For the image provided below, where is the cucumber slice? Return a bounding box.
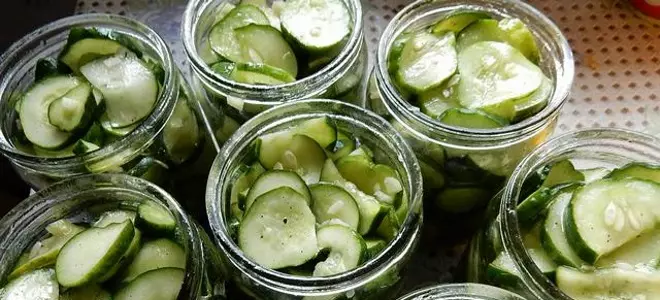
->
[457,18,540,63]
[320,157,344,182]
[418,75,460,119]
[72,140,100,155]
[556,266,660,300]
[208,4,270,62]
[60,284,112,300]
[439,108,508,129]
[256,133,326,184]
[435,186,490,213]
[566,178,660,263]
[235,24,298,77]
[19,76,82,149]
[541,188,585,268]
[9,220,85,280]
[35,57,71,81]
[387,32,412,74]
[512,75,551,122]
[230,63,295,84]
[56,221,135,287]
[239,187,318,269]
[310,183,360,230]
[517,184,579,227]
[244,170,311,211]
[80,52,158,128]
[596,229,660,268]
[126,156,169,185]
[136,202,176,236]
[162,98,200,164]
[114,267,185,300]
[431,12,491,34]
[607,163,660,184]
[59,38,125,73]
[346,146,374,161]
[230,163,266,219]
[418,158,445,190]
[279,0,351,53]
[581,167,611,183]
[376,207,400,242]
[457,41,543,121]
[313,225,366,276]
[0,269,58,300]
[336,156,403,201]
[326,132,355,161]
[98,228,142,282]
[488,249,555,284]
[47,81,96,133]
[542,159,585,187]
[99,114,138,137]
[296,117,337,149]
[364,239,387,259]
[255,130,293,168]
[120,238,186,283]
[93,210,136,228]
[395,32,457,93]
[340,181,390,235]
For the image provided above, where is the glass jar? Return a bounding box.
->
[182,0,369,123]
[467,128,660,299]
[0,173,226,299]
[397,283,525,300]
[368,0,574,221]
[0,14,215,202]
[206,99,423,299]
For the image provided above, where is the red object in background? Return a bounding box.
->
[630,0,660,19]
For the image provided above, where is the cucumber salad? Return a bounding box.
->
[228,117,407,275]
[11,27,201,172]
[388,12,550,129]
[0,204,185,300]
[204,0,352,85]
[488,160,660,299]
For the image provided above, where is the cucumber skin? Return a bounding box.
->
[517,183,580,227]
[564,186,600,264]
[540,225,579,268]
[135,204,176,237]
[607,163,660,184]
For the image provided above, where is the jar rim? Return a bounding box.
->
[499,128,660,299]
[396,283,526,300]
[0,173,205,298]
[205,99,423,294]
[375,0,574,144]
[0,13,178,173]
[181,0,364,101]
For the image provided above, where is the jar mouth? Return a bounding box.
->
[206,99,423,293]
[0,173,204,299]
[499,128,660,299]
[376,0,574,142]
[182,0,363,102]
[396,283,525,300]
[0,14,177,172]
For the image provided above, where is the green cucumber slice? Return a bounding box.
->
[239,187,318,269]
[59,38,125,73]
[162,98,200,164]
[541,188,585,268]
[457,18,540,63]
[512,75,551,122]
[517,184,579,227]
[596,229,660,268]
[8,220,85,280]
[581,167,611,183]
[327,132,355,161]
[126,156,169,185]
[607,163,660,184]
[60,284,112,300]
[417,75,460,119]
[376,207,400,241]
[19,76,82,149]
[313,225,366,276]
[542,159,585,187]
[556,266,660,300]
[0,269,58,300]
[439,108,508,129]
[93,210,136,228]
[296,117,337,149]
[136,202,177,236]
[47,81,96,133]
[114,267,185,300]
[336,156,403,202]
[364,239,387,259]
[320,157,344,182]
[235,24,298,77]
[244,170,311,210]
[457,41,543,121]
[56,221,135,287]
[387,32,412,74]
[80,52,158,128]
[431,12,491,34]
[98,228,142,282]
[35,57,71,81]
[230,163,266,219]
[99,114,138,137]
[119,238,186,283]
[435,186,490,213]
[208,4,270,62]
[280,0,351,53]
[395,32,458,93]
[418,158,445,190]
[230,63,295,84]
[257,133,327,184]
[488,249,555,284]
[310,183,360,230]
[72,140,100,155]
[566,178,660,263]
[340,181,390,235]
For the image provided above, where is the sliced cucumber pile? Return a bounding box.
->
[205,0,352,85]
[487,159,660,298]
[0,207,186,299]
[388,12,549,129]
[12,27,202,168]
[231,117,406,276]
